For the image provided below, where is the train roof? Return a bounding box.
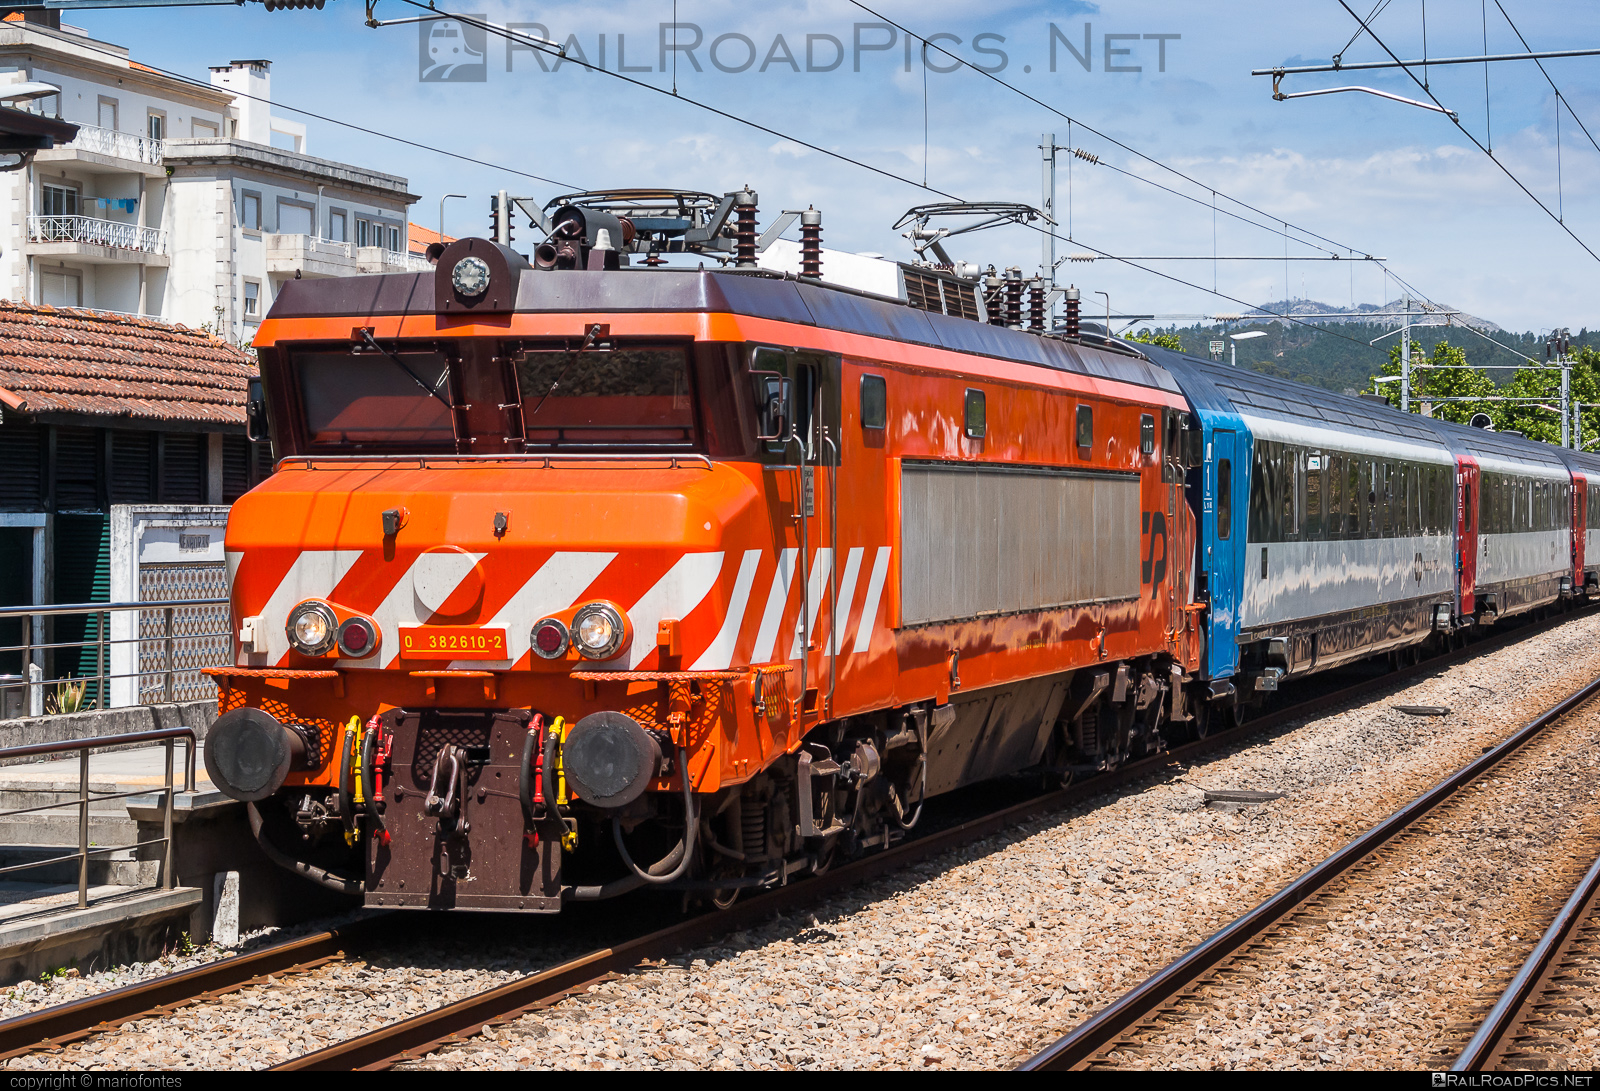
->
[1139,343,1582,472]
[1140,346,1449,447]
[264,268,1184,397]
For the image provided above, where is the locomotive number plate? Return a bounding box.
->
[398,626,509,658]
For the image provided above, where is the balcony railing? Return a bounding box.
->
[361,246,432,273]
[64,123,163,165]
[27,215,167,256]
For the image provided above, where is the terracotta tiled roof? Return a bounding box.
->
[0,300,255,426]
[408,222,456,254]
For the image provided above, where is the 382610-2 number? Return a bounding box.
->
[397,626,509,659]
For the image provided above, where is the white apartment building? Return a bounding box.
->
[0,17,420,341]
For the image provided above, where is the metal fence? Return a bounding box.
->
[0,598,229,718]
[0,729,195,910]
[27,215,168,256]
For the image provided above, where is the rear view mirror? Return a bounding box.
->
[246,377,270,444]
[752,371,790,442]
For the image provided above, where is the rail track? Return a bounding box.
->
[1020,659,1600,1071]
[1453,849,1600,1070]
[0,604,1592,1070]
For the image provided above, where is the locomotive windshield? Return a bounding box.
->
[280,340,707,453]
[296,350,455,446]
[517,346,694,448]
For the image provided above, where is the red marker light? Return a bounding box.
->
[343,623,369,652]
[532,619,569,659]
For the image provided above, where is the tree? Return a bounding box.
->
[1368,340,1499,427]
[1127,328,1183,351]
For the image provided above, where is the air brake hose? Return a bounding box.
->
[611,748,697,885]
[337,717,358,844]
[519,714,546,823]
[247,801,363,896]
[542,720,561,815]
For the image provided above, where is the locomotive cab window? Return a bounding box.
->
[964,389,986,439]
[1140,414,1155,457]
[860,374,887,430]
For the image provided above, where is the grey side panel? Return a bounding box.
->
[900,461,1140,626]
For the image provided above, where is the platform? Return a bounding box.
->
[0,743,353,982]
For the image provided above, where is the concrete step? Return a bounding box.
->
[0,784,157,814]
[0,883,203,984]
[0,845,154,887]
[0,811,142,849]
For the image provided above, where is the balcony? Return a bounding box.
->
[34,123,166,176]
[26,215,169,266]
[264,233,431,278]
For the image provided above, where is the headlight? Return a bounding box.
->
[530,618,570,660]
[286,601,336,656]
[451,256,490,298]
[337,617,378,658]
[571,602,626,660]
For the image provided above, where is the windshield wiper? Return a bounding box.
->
[359,329,454,411]
[529,323,607,419]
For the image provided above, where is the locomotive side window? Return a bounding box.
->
[1075,404,1093,451]
[295,350,454,446]
[964,389,986,439]
[1140,414,1155,456]
[749,346,839,464]
[860,375,887,430]
[517,345,695,449]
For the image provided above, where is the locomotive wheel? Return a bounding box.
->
[1191,700,1213,740]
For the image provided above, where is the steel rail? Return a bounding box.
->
[1453,849,1600,1070]
[0,915,400,1059]
[1019,665,1600,1071]
[275,606,1596,1071]
[0,602,1585,1067]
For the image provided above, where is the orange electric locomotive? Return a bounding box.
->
[205,189,1202,911]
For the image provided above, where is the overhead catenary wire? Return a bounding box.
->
[841,0,1380,261]
[389,3,1389,350]
[1333,0,1600,266]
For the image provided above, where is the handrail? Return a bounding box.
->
[0,598,225,620]
[0,727,197,911]
[0,599,230,717]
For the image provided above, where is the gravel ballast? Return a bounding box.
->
[7,612,1600,1071]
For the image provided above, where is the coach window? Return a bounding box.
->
[860,375,887,430]
[1305,452,1322,539]
[1249,441,1273,542]
[1280,445,1299,539]
[964,389,986,439]
[1217,457,1232,540]
[1327,454,1343,539]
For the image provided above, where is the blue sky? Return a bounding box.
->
[75,0,1600,333]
